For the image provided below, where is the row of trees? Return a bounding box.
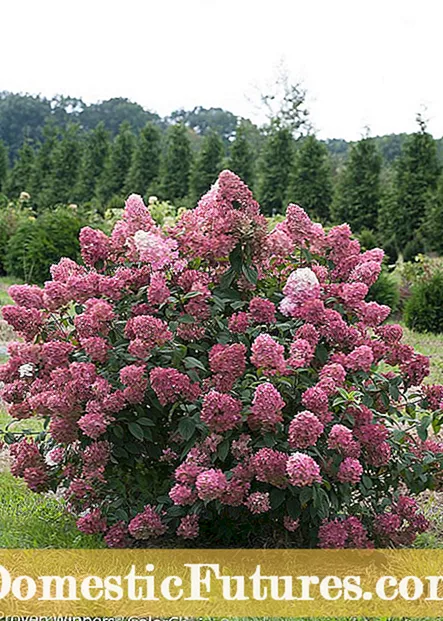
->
[1,112,443,259]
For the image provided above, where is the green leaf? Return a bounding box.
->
[229,245,243,273]
[184,357,206,371]
[220,267,235,290]
[286,497,301,519]
[217,439,230,462]
[137,417,156,427]
[178,417,196,441]
[270,488,286,509]
[128,422,144,441]
[242,263,258,285]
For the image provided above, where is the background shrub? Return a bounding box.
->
[5,207,83,283]
[366,269,400,313]
[404,270,443,334]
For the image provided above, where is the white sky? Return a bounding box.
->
[3,0,443,140]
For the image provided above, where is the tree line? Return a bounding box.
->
[1,90,443,260]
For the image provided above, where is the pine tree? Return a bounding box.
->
[96,121,135,206]
[393,117,440,249]
[0,140,8,193]
[288,134,333,222]
[331,136,382,232]
[228,122,254,187]
[125,122,161,196]
[161,124,193,201]
[30,123,59,208]
[191,131,224,201]
[5,139,35,198]
[258,126,293,215]
[74,122,110,204]
[45,124,83,206]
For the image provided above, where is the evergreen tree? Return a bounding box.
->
[45,124,83,206]
[258,126,293,215]
[331,136,382,232]
[75,122,110,204]
[423,173,443,254]
[0,140,8,193]
[96,121,135,206]
[5,138,35,198]
[288,134,333,222]
[393,117,440,249]
[161,124,193,201]
[30,123,59,208]
[191,131,224,200]
[228,122,254,187]
[125,122,161,196]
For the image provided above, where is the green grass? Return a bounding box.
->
[0,471,104,548]
[401,325,443,384]
[0,275,18,306]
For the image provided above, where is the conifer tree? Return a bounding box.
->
[5,139,35,199]
[30,124,59,208]
[45,124,83,206]
[161,124,193,201]
[125,122,161,196]
[288,134,332,222]
[258,126,293,215]
[393,116,440,248]
[191,131,224,200]
[0,140,8,193]
[331,136,382,232]
[423,173,443,254]
[75,122,110,204]
[228,122,254,187]
[96,121,135,206]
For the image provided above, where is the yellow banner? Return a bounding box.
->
[1,549,443,617]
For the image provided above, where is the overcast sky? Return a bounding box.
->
[3,0,442,140]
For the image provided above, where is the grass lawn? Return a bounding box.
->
[0,471,103,548]
[402,325,443,384]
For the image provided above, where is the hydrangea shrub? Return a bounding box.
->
[2,170,443,548]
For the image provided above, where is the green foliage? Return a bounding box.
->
[79,97,161,135]
[170,106,238,144]
[0,92,52,159]
[161,124,193,201]
[367,269,400,312]
[404,270,443,334]
[96,121,135,206]
[332,136,382,232]
[44,124,83,206]
[0,140,8,192]
[74,122,110,204]
[147,198,179,227]
[423,173,443,254]
[29,124,59,208]
[125,122,161,197]
[357,228,378,251]
[403,236,426,263]
[0,202,30,274]
[5,139,35,199]
[228,122,254,187]
[288,134,332,221]
[191,130,224,200]
[258,126,293,215]
[5,207,83,283]
[393,120,440,248]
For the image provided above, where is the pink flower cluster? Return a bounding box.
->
[2,172,442,549]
